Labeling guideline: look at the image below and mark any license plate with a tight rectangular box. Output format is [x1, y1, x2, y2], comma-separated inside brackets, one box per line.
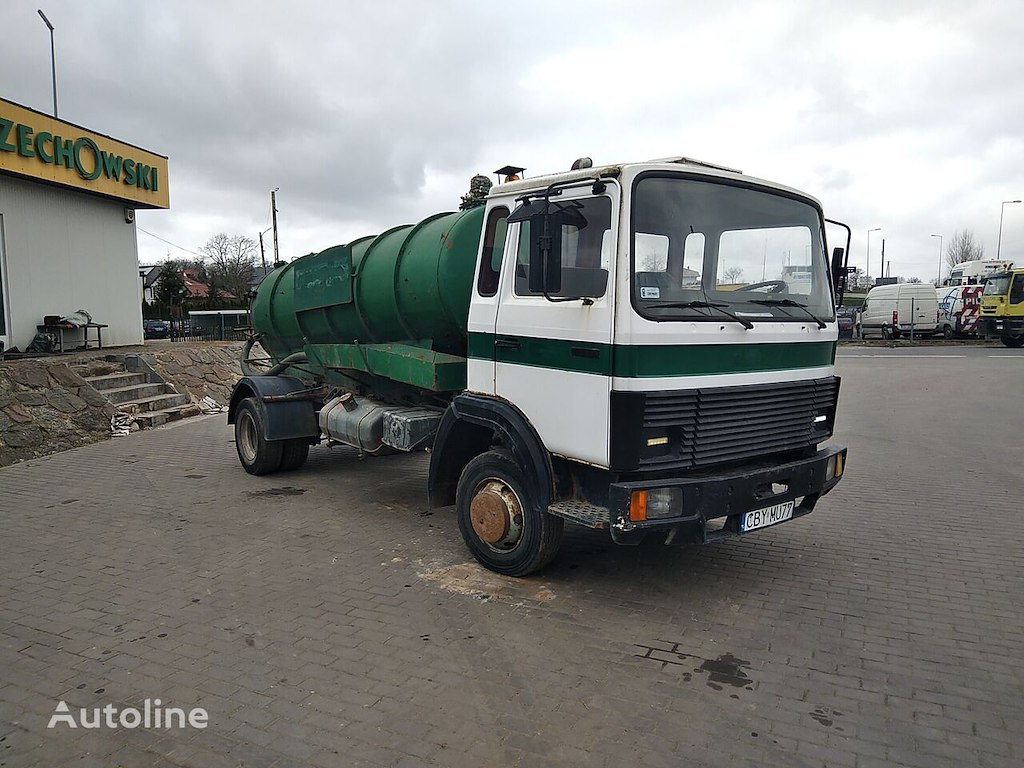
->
[740, 500, 795, 533]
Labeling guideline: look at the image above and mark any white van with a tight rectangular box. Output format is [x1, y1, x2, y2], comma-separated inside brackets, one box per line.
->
[936, 284, 984, 338]
[858, 283, 938, 339]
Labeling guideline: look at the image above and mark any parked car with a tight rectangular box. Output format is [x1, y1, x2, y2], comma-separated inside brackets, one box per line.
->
[836, 305, 857, 338]
[143, 319, 170, 339]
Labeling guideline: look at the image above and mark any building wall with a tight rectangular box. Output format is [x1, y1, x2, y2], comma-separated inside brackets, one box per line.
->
[0, 174, 143, 349]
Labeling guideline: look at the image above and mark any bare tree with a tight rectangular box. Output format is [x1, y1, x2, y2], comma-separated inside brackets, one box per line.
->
[199, 234, 258, 301]
[945, 230, 984, 269]
[722, 266, 745, 283]
[846, 266, 868, 292]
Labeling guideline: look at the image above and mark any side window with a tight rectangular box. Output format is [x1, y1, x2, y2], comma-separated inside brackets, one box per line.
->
[476, 206, 508, 297]
[513, 196, 612, 298]
[513, 219, 532, 296]
[1011, 274, 1024, 304]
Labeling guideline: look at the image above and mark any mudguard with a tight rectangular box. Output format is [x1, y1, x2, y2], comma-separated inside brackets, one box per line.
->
[428, 393, 552, 508]
[227, 375, 320, 442]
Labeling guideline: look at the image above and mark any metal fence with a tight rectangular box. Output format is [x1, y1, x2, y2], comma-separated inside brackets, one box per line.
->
[170, 311, 251, 342]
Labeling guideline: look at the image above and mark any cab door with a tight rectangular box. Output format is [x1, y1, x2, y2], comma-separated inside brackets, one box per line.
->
[493, 187, 618, 467]
[465, 204, 510, 395]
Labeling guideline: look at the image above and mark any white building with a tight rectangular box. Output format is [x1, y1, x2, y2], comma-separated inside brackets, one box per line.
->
[0, 97, 169, 352]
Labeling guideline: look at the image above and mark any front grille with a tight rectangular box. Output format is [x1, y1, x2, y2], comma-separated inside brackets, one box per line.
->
[640, 377, 839, 471]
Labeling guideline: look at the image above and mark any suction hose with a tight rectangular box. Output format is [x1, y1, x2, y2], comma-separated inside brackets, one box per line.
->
[240, 336, 308, 377]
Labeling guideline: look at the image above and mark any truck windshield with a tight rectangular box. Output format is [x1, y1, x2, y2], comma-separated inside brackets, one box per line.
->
[983, 275, 1011, 296]
[631, 175, 834, 323]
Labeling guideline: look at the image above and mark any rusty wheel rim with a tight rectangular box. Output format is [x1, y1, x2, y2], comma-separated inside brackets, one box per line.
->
[469, 479, 524, 552]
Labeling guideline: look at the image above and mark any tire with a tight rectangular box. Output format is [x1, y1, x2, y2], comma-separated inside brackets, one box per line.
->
[455, 450, 563, 577]
[1001, 335, 1024, 348]
[881, 327, 893, 340]
[943, 325, 954, 340]
[279, 439, 310, 472]
[234, 397, 283, 475]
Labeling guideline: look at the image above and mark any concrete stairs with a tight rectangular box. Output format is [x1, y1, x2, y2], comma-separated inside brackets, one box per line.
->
[75, 357, 201, 429]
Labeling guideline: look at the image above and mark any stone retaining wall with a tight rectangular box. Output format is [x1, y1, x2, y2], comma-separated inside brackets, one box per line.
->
[0, 342, 247, 467]
[0, 361, 115, 467]
[140, 342, 245, 407]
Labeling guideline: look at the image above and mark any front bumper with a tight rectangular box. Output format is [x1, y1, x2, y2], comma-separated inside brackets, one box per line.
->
[984, 316, 1024, 334]
[608, 444, 847, 545]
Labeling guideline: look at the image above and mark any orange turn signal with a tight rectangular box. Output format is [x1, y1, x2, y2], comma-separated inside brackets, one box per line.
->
[629, 490, 648, 522]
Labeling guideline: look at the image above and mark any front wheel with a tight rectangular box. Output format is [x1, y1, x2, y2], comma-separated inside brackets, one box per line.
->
[456, 451, 563, 576]
[235, 397, 283, 475]
[943, 325, 954, 339]
[1001, 334, 1024, 348]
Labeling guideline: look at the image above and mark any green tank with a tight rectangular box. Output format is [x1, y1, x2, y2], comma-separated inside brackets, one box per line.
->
[252, 205, 484, 360]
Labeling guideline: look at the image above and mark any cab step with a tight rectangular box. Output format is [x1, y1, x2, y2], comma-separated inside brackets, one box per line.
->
[547, 500, 610, 530]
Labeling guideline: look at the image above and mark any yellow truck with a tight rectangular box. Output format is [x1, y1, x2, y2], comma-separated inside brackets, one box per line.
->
[979, 268, 1024, 347]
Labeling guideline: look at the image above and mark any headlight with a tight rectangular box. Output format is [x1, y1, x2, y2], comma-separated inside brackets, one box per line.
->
[629, 487, 682, 521]
[825, 453, 845, 481]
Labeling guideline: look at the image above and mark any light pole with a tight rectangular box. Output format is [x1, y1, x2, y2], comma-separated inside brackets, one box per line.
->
[866, 227, 880, 288]
[271, 188, 280, 266]
[996, 200, 1021, 259]
[37, 9, 57, 118]
[258, 227, 272, 275]
[931, 234, 943, 285]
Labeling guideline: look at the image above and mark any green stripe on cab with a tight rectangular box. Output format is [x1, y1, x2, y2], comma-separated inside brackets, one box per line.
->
[468, 332, 835, 377]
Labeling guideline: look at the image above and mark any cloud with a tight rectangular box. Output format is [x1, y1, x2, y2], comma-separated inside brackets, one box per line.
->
[3, 0, 1023, 276]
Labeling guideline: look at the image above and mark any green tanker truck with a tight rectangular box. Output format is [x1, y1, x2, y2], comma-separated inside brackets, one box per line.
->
[230, 156, 850, 575]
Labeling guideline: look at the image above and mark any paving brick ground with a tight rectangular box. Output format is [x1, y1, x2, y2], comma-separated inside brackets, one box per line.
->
[1, 350, 1022, 767]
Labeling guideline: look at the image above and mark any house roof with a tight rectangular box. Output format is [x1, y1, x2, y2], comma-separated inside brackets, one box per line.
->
[180, 269, 235, 299]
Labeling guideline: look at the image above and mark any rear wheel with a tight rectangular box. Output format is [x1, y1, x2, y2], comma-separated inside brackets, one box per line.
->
[881, 326, 893, 340]
[279, 439, 310, 471]
[456, 451, 563, 576]
[1001, 334, 1024, 348]
[235, 398, 283, 475]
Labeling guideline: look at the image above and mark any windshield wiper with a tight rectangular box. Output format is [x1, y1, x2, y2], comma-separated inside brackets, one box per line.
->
[645, 300, 753, 330]
[748, 298, 827, 329]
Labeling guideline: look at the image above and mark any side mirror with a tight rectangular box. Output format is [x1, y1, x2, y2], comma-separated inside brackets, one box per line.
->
[830, 246, 847, 303]
[830, 247, 845, 284]
[528, 212, 562, 294]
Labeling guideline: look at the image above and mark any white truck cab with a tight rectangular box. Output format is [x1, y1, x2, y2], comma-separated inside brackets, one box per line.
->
[452, 158, 848, 570]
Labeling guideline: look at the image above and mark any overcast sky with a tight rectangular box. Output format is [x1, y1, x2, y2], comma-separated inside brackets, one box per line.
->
[3, 0, 1023, 282]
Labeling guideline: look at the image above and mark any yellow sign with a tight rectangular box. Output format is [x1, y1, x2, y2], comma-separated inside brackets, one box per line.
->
[0, 97, 169, 209]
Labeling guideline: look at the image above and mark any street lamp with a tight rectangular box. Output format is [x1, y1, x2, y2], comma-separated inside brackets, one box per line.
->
[37, 9, 57, 118]
[931, 234, 943, 285]
[866, 227, 880, 287]
[996, 200, 1021, 259]
[258, 226, 272, 274]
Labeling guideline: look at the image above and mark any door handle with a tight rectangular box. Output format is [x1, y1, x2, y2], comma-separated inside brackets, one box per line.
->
[571, 346, 601, 360]
[494, 336, 521, 350]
